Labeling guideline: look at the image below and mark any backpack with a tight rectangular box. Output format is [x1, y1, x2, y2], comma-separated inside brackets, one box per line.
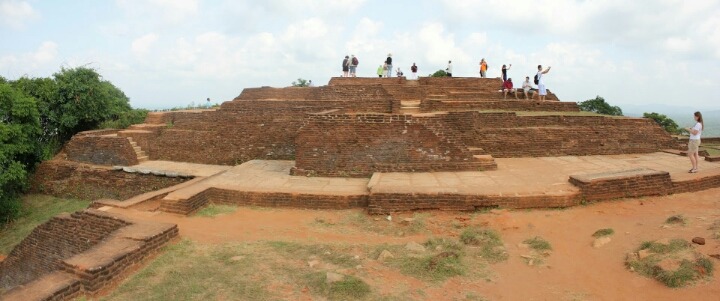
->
[533, 74, 539, 85]
[352, 57, 358, 65]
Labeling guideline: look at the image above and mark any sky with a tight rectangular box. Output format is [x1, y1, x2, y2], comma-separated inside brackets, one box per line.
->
[1, 0, 719, 113]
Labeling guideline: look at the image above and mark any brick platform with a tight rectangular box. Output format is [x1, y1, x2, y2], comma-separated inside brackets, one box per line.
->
[0, 209, 178, 301]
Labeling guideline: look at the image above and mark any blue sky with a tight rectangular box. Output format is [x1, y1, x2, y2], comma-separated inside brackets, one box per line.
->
[1, 0, 719, 113]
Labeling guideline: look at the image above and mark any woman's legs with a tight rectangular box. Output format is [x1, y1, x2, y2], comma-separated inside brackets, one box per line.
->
[693, 152, 701, 170]
[689, 152, 697, 170]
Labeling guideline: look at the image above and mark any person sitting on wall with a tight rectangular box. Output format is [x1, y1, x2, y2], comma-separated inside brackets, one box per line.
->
[503, 78, 518, 99]
[521, 76, 537, 100]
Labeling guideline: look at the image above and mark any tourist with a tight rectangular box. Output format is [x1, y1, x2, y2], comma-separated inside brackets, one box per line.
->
[502, 78, 518, 99]
[479, 59, 488, 78]
[686, 111, 704, 173]
[385, 53, 393, 77]
[501, 64, 512, 81]
[308, 80, 314, 87]
[396, 68, 404, 77]
[521, 76, 536, 100]
[535, 65, 551, 101]
[349, 55, 358, 77]
[446, 60, 453, 77]
[206, 97, 211, 108]
[342, 55, 349, 77]
[377, 64, 384, 78]
[410, 63, 418, 79]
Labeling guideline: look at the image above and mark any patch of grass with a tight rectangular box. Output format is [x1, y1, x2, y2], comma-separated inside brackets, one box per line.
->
[267, 241, 359, 268]
[395, 251, 465, 282]
[0, 195, 90, 254]
[303, 272, 371, 300]
[340, 212, 428, 236]
[194, 204, 238, 217]
[523, 236, 552, 252]
[626, 239, 714, 288]
[592, 228, 615, 238]
[665, 214, 687, 225]
[459, 227, 508, 262]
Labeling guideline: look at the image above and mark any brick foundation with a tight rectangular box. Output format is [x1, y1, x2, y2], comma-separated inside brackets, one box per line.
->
[367, 192, 580, 214]
[569, 169, 673, 201]
[65, 135, 139, 166]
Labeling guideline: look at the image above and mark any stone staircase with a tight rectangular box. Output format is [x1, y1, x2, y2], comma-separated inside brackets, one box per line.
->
[399, 100, 421, 114]
[127, 137, 148, 163]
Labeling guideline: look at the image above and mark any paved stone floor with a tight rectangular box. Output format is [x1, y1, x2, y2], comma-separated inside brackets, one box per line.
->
[130, 153, 720, 202]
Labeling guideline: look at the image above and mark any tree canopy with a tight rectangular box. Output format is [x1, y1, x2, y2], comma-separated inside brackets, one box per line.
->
[429, 70, 448, 77]
[578, 96, 623, 116]
[292, 78, 310, 87]
[643, 112, 685, 135]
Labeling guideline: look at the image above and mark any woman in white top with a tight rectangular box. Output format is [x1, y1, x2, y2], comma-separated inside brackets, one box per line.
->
[685, 111, 704, 173]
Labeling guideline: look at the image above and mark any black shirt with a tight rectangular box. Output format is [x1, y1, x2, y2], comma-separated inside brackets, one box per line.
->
[386, 57, 392, 65]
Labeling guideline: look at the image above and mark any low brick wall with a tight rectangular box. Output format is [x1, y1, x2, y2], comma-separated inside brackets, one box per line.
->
[0, 211, 129, 290]
[671, 172, 720, 194]
[65, 135, 139, 166]
[367, 192, 580, 214]
[569, 169, 673, 201]
[30, 160, 187, 201]
[160, 187, 369, 215]
[0, 210, 178, 301]
[421, 99, 579, 112]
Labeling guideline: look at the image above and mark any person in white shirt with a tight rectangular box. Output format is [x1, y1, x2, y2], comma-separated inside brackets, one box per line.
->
[685, 111, 704, 173]
[521, 76, 536, 100]
[446, 60, 453, 77]
[536, 65, 551, 101]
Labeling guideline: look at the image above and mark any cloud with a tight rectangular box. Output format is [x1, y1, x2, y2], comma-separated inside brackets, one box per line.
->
[116, 0, 198, 23]
[0, 41, 57, 76]
[0, 0, 39, 29]
[131, 33, 159, 55]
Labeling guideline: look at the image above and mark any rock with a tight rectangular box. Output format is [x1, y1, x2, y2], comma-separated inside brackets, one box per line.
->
[592, 236, 612, 248]
[405, 242, 426, 253]
[517, 243, 530, 250]
[386, 215, 392, 221]
[230, 256, 245, 261]
[377, 250, 394, 261]
[520, 254, 533, 259]
[638, 249, 653, 260]
[307, 260, 320, 268]
[165, 172, 179, 178]
[325, 272, 344, 284]
[401, 218, 415, 224]
[656, 258, 680, 271]
[111, 166, 124, 171]
[353, 255, 360, 260]
[710, 254, 720, 260]
[122, 167, 136, 173]
[373, 218, 380, 221]
[692, 237, 706, 245]
[626, 252, 639, 261]
[137, 169, 151, 174]
[355, 265, 363, 269]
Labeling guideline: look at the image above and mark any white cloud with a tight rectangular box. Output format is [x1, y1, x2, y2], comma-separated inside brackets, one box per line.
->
[0, 41, 57, 76]
[131, 33, 159, 55]
[0, 0, 39, 29]
[116, 0, 198, 23]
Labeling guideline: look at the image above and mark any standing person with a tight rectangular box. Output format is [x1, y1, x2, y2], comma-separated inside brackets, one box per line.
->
[535, 65, 551, 101]
[308, 80, 314, 87]
[349, 55, 358, 77]
[377, 64, 384, 78]
[385, 53, 393, 77]
[206, 97, 211, 108]
[410, 63, 418, 80]
[686, 111, 704, 173]
[479, 59, 488, 78]
[501, 64, 512, 81]
[342, 56, 349, 77]
[446, 60, 453, 77]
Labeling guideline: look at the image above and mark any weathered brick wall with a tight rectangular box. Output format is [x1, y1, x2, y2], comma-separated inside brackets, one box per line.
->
[65, 135, 139, 166]
[30, 160, 186, 200]
[367, 192, 580, 214]
[421, 99, 579, 112]
[233, 86, 395, 113]
[328, 77, 406, 86]
[292, 113, 496, 177]
[569, 169, 673, 201]
[0, 211, 129, 290]
[443, 112, 677, 157]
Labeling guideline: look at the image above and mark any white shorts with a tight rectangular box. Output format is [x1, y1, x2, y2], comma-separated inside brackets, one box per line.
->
[538, 84, 547, 96]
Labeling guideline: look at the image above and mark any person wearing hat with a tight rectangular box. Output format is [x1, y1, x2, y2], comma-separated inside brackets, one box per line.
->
[342, 55, 349, 77]
[385, 53, 393, 77]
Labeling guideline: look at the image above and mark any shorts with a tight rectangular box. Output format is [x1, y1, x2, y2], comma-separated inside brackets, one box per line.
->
[349, 66, 357, 73]
[688, 139, 701, 153]
[538, 84, 547, 96]
[343, 66, 349, 72]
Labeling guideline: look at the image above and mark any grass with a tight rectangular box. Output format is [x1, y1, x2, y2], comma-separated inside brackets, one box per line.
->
[626, 239, 714, 288]
[665, 214, 687, 225]
[339, 212, 428, 236]
[592, 228, 615, 238]
[303, 272, 371, 300]
[459, 227, 508, 262]
[523, 237, 553, 252]
[194, 204, 238, 217]
[710, 220, 720, 240]
[0, 194, 90, 254]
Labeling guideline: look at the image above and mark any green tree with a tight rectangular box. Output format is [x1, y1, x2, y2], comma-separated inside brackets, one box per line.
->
[429, 70, 448, 77]
[292, 78, 310, 87]
[0, 82, 42, 222]
[578, 96, 623, 116]
[643, 112, 684, 134]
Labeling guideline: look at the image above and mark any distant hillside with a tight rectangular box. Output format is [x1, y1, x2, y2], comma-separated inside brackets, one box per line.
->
[620, 105, 720, 137]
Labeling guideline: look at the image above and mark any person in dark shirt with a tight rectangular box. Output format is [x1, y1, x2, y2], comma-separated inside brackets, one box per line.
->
[501, 64, 512, 81]
[410, 63, 418, 79]
[385, 53, 393, 77]
[342, 56, 349, 77]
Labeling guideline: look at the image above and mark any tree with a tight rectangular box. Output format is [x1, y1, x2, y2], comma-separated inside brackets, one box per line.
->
[0, 82, 41, 222]
[292, 78, 310, 87]
[578, 96, 623, 116]
[429, 70, 448, 77]
[643, 112, 685, 134]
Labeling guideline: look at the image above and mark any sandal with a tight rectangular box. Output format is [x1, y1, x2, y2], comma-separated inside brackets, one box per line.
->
[689, 169, 698, 173]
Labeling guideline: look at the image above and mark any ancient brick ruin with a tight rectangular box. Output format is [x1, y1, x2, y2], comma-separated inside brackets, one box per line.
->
[4, 76, 720, 300]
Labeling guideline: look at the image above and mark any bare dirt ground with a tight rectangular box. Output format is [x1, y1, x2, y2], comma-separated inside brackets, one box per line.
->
[106, 188, 720, 301]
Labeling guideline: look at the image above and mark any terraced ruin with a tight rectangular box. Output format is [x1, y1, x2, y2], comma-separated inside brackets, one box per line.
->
[3, 77, 720, 300]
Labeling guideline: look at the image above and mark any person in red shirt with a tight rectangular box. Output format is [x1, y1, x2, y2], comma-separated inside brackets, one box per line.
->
[503, 78, 518, 99]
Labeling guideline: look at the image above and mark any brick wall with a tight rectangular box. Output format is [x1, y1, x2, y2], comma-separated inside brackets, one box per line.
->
[568, 169, 673, 201]
[421, 99, 579, 112]
[0, 211, 129, 290]
[367, 192, 580, 214]
[65, 135, 139, 166]
[30, 160, 187, 201]
[292, 113, 497, 177]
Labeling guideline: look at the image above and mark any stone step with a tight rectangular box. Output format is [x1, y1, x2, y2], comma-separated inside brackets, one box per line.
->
[133, 146, 142, 151]
[137, 155, 149, 162]
[472, 154, 494, 162]
[467, 147, 485, 155]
